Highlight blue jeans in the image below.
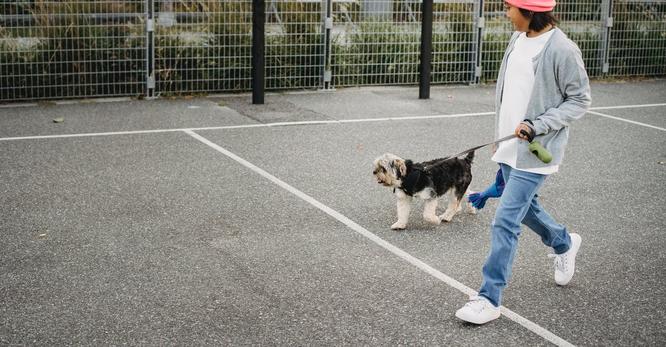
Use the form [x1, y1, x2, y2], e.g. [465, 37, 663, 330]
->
[478, 164, 571, 307]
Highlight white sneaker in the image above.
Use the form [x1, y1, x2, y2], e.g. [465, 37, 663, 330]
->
[548, 233, 582, 286]
[455, 296, 501, 324]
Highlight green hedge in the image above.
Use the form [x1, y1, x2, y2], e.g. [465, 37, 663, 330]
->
[1, 0, 664, 101]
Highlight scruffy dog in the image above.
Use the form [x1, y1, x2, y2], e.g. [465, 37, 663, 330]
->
[373, 152, 476, 230]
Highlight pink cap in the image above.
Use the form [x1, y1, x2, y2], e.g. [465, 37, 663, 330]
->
[505, 0, 556, 12]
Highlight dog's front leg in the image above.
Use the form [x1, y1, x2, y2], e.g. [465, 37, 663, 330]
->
[439, 192, 462, 222]
[423, 199, 441, 225]
[392, 190, 412, 230]
[463, 190, 477, 215]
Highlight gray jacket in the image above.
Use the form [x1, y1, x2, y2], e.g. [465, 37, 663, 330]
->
[495, 27, 591, 169]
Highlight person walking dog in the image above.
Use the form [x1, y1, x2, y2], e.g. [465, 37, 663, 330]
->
[455, 0, 591, 324]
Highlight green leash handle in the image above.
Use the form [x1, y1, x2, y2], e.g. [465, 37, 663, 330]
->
[520, 130, 553, 164]
[528, 141, 552, 163]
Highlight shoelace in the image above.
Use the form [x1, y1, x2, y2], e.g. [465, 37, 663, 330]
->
[466, 297, 489, 313]
[548, 253, 568, 272]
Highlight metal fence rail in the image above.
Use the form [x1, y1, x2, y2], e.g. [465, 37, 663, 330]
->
[1, 0, 665, 102]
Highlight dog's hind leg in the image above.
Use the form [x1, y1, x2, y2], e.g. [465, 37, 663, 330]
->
[423, 199, 441, 225]
[392, 190, 412, 230]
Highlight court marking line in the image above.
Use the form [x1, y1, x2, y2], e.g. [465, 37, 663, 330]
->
[587, 110, 665, 131]
[0, 111, 494, 141]
[1, 101, 664, 141]
[184, 129, 575, 347]
[590, 103, 666, 110]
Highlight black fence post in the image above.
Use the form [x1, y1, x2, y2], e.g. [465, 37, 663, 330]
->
[322, 0, 333, 90]
[252, 0, 265, 104]
[146, 0, 155, 98]
[473, 0, 484, 85]
[600, 0, 613, 75]
[419, 0, 433, 99]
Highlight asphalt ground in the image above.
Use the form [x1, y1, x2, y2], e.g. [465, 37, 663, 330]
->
[1, 80, 664, 346]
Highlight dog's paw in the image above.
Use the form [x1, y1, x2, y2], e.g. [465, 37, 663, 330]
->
[424, 215, 441, 225]
[391, 221, 407, 230]
[439, 210, 455, 222]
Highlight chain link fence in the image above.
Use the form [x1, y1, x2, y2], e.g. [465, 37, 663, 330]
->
[153, 1, 252, 94]
[330, 0, 477, 87]
[331, 0, 425, 86]
[0, 1, 146, 101]
[608, 0, 666, 77]
[1, 0, 665, 102]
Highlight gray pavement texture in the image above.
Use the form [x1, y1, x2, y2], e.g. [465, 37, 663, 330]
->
[1, 80, 665, 346]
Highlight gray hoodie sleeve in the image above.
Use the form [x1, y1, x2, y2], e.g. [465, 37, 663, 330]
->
[531, 43, 592, 135]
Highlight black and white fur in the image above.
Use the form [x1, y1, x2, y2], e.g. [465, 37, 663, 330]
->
[373, 152, 476, 230]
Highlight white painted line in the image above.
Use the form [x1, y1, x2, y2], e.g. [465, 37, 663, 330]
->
[1, 103, 663, 141]
[184, 129, 575, 347]
[500, 309, 574, 347]
[0, 111, 494, 141]
[190, 124, 267, 131]
[339, 117, 392, 123]
[342, 111, 495, 123]
[590, 103, 666, 110]
[0, 128, 184, 141]
[265, 120, 338, 127]
[588, 110, 665, 131]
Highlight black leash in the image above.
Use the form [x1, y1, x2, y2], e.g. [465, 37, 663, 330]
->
[420, 134, 518, 173]
[447, 134, 517, 159]
[443, 128, 554, 163]
[445, 129, 553, 164]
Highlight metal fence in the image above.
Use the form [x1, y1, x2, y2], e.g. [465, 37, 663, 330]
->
[481, 0, 608, 80]
[0, 1, 147, 101]
[153, 1, 252, 94]
[331, 0, 478, 87]
[1, 0, 665, 102]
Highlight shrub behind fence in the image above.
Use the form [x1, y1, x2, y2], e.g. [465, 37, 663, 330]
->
[1, 0, 664, 102]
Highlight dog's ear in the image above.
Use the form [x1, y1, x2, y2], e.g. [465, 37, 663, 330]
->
[393, 158, 407, 177]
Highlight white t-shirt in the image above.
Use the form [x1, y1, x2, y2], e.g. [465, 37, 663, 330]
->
[492, 30, 558, 175]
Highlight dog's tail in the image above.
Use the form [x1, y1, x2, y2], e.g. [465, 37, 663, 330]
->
[464, 150, 475, 164]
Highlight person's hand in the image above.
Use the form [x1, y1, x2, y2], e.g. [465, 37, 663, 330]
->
[515, 123, 534, 141]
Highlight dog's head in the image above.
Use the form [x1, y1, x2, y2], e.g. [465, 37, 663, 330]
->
[372, 153, 407, 188]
